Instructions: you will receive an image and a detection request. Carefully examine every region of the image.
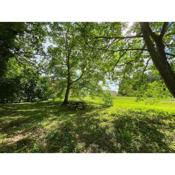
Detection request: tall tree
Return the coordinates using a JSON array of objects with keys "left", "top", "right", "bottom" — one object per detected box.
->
[
  {"left": 93, "top": 22, "right": 175, "bottom": 97},
  {"left": 48, "top": 23, "right": 106, "bottom": 104},
  {"left": 140, "top": 22, "right": 175, "bottom": 97}
]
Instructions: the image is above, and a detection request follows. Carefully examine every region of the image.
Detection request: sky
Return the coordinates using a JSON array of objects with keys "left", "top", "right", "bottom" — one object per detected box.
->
[{"left": 107, "top": 80, "right": 119, "bottom": 91}]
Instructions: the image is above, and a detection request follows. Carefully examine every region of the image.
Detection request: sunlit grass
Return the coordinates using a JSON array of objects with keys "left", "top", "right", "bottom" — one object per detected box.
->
[
  {"left": 109, "top": 96, "right": 175, "bottom": 113},
  {"left": 0, "top": 96, "right": 175, "bottom": 153}
]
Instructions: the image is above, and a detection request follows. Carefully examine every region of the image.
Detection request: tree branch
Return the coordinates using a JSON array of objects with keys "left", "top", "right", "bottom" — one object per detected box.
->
[
  {"left": 160, "top": 22, "right": 169, "bottom": 39},
  {"left": 71, "top": 69, "right": 85, "bottom": 84},
  {"left": 95, "top": 35, "right": 143, "bottom": 40},
  {"left": 94, "top": 47, "right": 147, "bottom": 53},
  {"left": 166, "top": 52, "right": 175, "bottom": 57}
]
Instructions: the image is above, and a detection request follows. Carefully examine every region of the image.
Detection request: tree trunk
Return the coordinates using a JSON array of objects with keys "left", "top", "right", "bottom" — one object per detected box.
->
[
  {"left": 140, "top": 22, "right": 175, "bottom": 97},
  {"left": 62, "top": 32, "right": 71, "bottom": 105},
  {"left": 62, "top": 83, "right": 70, "bottom": 105}
]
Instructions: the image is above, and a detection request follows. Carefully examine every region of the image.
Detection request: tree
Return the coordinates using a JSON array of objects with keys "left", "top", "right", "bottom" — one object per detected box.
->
[
  {"left": 92, "top": 22, "right": 175, "bottom": 97},
  {"left": 0, "top": 23, "right": 25, "bottom": 77},
  {"left": 0, "top": 22, "right": 50, "bottom": 103},
  {"left": 140, "top": 22, "right": 175, "bottom": 97},
  {"left": 48, "top": 23, "right": 107, "bottom": 104},
  {"left": 118, "top": 67, "right": 170, "bottom": 98},
  {"left": 2, "top": 22, "right": 175, "bottom": 103}
]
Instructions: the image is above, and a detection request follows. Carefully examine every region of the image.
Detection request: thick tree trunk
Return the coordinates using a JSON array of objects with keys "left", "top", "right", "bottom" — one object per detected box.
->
[{"left": 140, "top": 22, "right": 175, "bottom": 97}]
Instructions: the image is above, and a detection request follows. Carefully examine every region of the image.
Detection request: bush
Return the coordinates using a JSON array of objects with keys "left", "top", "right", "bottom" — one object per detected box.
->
[
  {"left": 0, "top": 76, "right": 51, "bottom": 103},
  {"left": 0, "top": 77, "right": 21, "bottom": 103},
  {"left": 102, "top": 92, "right": 113, "bottom": 107}
]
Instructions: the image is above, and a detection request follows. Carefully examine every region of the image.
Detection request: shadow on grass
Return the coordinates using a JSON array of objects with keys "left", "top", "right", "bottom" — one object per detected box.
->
[
  {"left": 0, "top": 101, "right": 175, "bottom": 153},
  {"left": 45, "top": 110, "right": 175, "bottom": 153},
  {"left": 0, "top": 101, "right": 107, "bottom": 152}
]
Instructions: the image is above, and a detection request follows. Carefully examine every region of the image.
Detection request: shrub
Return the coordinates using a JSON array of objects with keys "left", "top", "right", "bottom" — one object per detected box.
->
[{"left": 102, "top": 92, "right": 113, "bottom": 107}]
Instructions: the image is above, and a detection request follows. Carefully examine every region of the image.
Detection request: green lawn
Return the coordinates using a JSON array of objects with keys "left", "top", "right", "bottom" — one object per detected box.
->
[
  {"left": 111, "top": 97, "right": 175, "bottom": 113},
  {"left": 0, "top": 97, "right": 175, "bottom": 153}
]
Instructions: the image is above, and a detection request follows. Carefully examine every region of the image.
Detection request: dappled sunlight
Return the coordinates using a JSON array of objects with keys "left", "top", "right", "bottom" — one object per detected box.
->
[
  {"left": 44, "top": 109, "right": 175, "bottom": 153},
  {"left": 1, "top": 98, "right": 175, "bottom": 152},
  {"left": 1, "top": 22, "right": 175, "bottom": 154}
]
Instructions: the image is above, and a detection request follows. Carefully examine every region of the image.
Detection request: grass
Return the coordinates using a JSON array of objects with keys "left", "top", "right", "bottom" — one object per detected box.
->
[
  {"left": 0, "top": 96, "right": 175, "bottom": 153},
  {"left": 111, "top": 97, "right": 175, "bottom": 113}
]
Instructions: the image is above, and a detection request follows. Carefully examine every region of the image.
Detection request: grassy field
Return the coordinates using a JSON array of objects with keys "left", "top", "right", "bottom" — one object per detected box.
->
[{"left": 0, "top": 96, "right": 175, "bottom": 153}]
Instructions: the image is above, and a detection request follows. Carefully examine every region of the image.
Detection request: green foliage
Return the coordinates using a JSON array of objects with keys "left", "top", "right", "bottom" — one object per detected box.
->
[
  {"left": 1, "top": 22, "right": 175, "bottom": 103},
  {"left": 144, "top": 81, "right": 170, "bottom": 98},
  {"left": 1, "top": 22, "right": 175, "bottom": 153},
  {"left": 0, "top": 23, "right": 25, "bottom": 77},
  {"left": 0, "top": 58, "right": 52, "bottom": 103},
  {"left": 102, "top": 91, "right": 113, "bottom": 107},
  {"left": 48, "top": 23, "right": 110, "bottom": 102},
  {"left": 0, "top": 77, "right": 21, "bottom": 103},
  {"left": 118, "top": 64, "right": 171, "bottom": 100},
  {"left": 135, "top": 81, "right": 171, "bottom": 104},
  {"left": 0, "top": 76, "right": 51, "bottom": 103}
]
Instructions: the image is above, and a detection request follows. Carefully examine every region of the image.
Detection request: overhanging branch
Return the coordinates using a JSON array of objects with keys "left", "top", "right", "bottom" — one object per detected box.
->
[
  {"left": 160, "top": 22, "right": 169, "bottom": 39},
  {"left": 95, "top": 35, "right": 143, "bottom": 40}
]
